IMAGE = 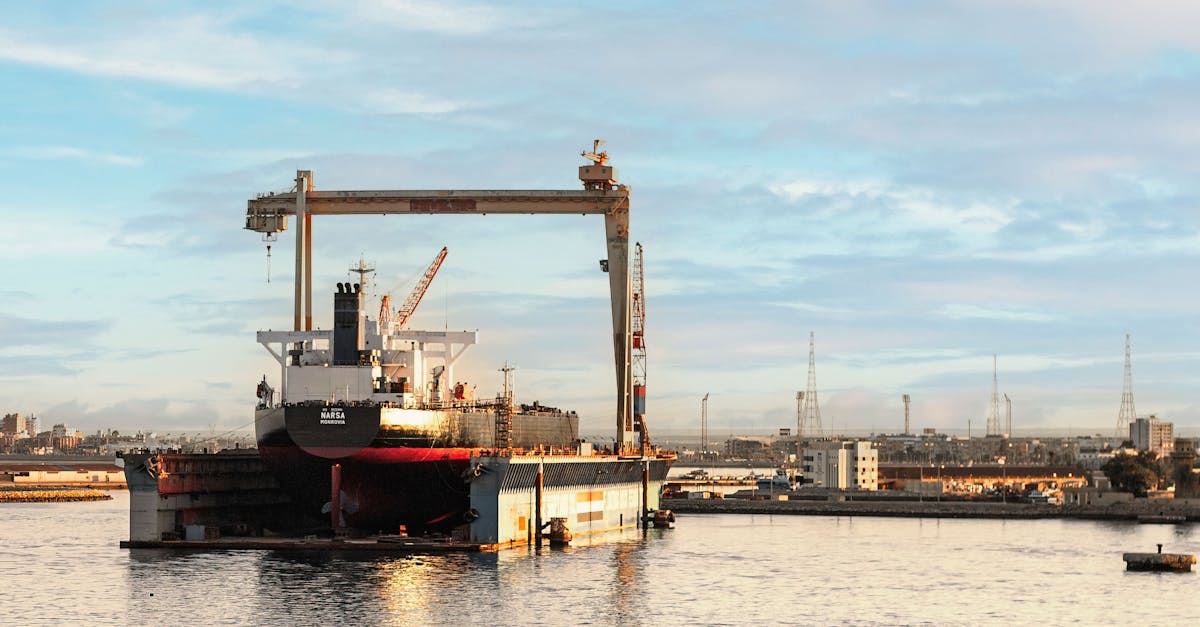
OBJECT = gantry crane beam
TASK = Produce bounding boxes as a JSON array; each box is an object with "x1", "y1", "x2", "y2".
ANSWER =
[
  {"x1": 248, "y1": 189, "x2": 629, "y2": 217},
  {"x1": 245, "y1": 166, "x2": 637, "y2": 452}
]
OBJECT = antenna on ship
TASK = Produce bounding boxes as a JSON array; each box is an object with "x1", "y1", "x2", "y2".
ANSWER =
[
  {"x1": 495, "y1": 362, "x2": 518, "y2": 450},
  {"x1": 349, "y1": 256, "x2": 376, "y2": 293},
  {"x1": 499, "y1": 362, "x2": 517, "y2": 405}
]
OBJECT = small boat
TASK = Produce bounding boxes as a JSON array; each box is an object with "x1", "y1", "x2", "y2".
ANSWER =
[
  {"x1": 755, "y1": 468, "x2": 794, "y2": 492},
  {"x1": 548, "y1": 517, "x2": 573, "y2": 546},
  {"x1": 651, "y1": 509, "x2": 676, "y2": 529}
]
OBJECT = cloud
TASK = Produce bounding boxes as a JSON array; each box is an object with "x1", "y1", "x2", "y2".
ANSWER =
[
  {"x1": 933, "y1": 304, "x2": 1059, "y2": 323},
  {"x1": 359, "y1": 88, "x2": 467, "y2": 115},
  {"x1": 7, "y1": 146, "x2": 143, "y2": 166},
  {"x1": 352, "y1": 0, "x2": 521, "y2": 35},
  {"x1": 38, "y1": 397, "x2": 224, "y2": 431},
  {"x1": 0, "y1": 313, "x2": 111, "y2": 350},
  {"x1": 0, "y1": 354, "x2": 81, "y2": 377},
  {"x1": 0, "y1": 12, "x2": 330, "y2": 90}
]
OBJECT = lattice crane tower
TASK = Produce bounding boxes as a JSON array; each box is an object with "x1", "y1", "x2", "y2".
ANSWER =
[
  {"x1": 1116, "y1": 334, "x2": 1137, "y2": 437},
  {"x1": 986, "y1": 355, "x2": 1002, "y2": 437},
  {"x1": 800, "y1": 332, "x2": 823, "y2": 438},
  {"x1": 631, "y1": 242, "x2": 648, "y2": 451}
]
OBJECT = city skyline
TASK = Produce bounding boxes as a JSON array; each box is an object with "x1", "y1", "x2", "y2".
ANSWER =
[{"x1": 2, "y1": 2, "x2": 1200, "y2": 437}]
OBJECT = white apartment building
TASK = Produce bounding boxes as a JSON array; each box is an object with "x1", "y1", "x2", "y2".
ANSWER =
[
  {"x1": 1130, "y1": 415, "x2": 1174, "y2": 459},
  {"x1": 802, "y1": 440, "x2": 878, "y2": 491}
]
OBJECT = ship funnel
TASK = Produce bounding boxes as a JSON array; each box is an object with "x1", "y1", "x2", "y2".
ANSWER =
[{"x1": 333, "y1": 282, "x2": 365, "y2": 365}]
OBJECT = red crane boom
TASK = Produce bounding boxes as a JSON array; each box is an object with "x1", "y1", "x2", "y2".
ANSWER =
[{"x1": 384, "y1": 247, "x2": 448, "y2": 330}]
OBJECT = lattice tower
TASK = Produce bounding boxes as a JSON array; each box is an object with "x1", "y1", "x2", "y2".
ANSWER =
[
  {"x1": 800, "y1": 332, "x2": 823, "y2": 438},
  {"x1": 986, "y1": 355, "x2": 1002, "y2": 437},
  {"x1": 700, "y1": 393, "x2": 710, "y2": 455},
  {"x1": 1116, "y1": 334, "x2": 1137, "y2": 437}
]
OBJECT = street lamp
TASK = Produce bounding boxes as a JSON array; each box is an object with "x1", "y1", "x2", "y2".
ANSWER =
[{"x1": 1000, "y1": 458, "x2": 1007, "y2": 504}]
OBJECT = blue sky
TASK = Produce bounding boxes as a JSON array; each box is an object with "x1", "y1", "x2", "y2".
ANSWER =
[{"x1": 2, "y1": 1, "x2": 1199, "y2": 439}]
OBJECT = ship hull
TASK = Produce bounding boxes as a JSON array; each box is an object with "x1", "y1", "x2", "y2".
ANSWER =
[{"x1": 255, "y1": 405, "x2": 580, "y2": 533}]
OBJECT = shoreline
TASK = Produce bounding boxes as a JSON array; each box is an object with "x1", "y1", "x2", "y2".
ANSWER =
[
  {"x1": 0, "y1": 487, "x2": 115, "y2": 503},
  {"x1": 662, "y1": 497, "x2": 1200, "y2": 521}
]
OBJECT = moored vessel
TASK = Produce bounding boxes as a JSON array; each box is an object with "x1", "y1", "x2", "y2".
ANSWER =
[{"x1": 254, "y1": 269, "x2": 586, "y2": 533}]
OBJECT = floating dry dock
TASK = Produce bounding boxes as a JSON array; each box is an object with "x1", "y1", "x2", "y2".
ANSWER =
[
  {"x1": 121, "y1": 535, "x2": 494, "y2": 553},
  {"x1": 121, "y1": 448, "x2": 672, "y2": 552},
  {"x1": 1122, "y1": 545, "x2": 1197, "y2": 572}
]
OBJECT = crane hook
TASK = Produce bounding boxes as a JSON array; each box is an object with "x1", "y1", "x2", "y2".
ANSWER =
[{"x1": 262, "y1": 232, "x2": 277, "y2": 284}]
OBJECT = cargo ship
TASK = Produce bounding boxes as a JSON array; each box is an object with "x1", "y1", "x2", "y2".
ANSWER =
[{"x1": 253, "y1": 266, "x2": 609, "y2": 533}]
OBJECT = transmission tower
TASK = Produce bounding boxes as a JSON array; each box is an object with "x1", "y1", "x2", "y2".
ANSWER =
[
  {"x1": 986, "y1": 355, "x2": 1001, "y2": 437},
  {"x1": 1116, "y1": 334, "x2": 1136, "y2": 438},
  {"x1": 799, "y1": 332, "x2": 823, "y2": 438}
]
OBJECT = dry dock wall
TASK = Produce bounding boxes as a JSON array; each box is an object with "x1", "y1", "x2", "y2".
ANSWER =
[
  {"x1": 468, "y1": 455, "x2": 670, "y2": 547},
  {"x1": 124, "y1": 451, "x2": 295, "y2": 542}
]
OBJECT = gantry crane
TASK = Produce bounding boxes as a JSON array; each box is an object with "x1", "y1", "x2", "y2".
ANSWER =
[{"x1": 244, "y1": 144, "x2": 640, "y2": 453}]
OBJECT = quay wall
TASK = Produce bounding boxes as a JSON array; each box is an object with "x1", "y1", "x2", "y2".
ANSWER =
[{"x1": 663, "y1": 497, "x2": 1200, "y2": 521}]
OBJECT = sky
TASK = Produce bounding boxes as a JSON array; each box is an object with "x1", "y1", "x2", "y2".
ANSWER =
[{"x1": 2, "y1": 1, "x2": 1200, "y2": 440}]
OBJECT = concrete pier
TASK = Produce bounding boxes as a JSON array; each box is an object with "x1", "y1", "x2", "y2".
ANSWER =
[{"x1": 1123, "y1": 545, "x2": 1197, "y2": 572}]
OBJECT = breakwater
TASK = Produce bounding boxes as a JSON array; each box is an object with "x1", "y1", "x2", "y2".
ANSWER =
[
  {"x1": 663, "y1": 497, "x2": 1200, "y2": 521},
  {"x1": 0, "y1": 487, "x2": 113, "y2": 503}
]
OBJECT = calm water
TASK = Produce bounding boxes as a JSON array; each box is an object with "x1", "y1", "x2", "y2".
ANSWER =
[{"x1": 3, "y1": 492, "x2": 1197, "y2": 625}]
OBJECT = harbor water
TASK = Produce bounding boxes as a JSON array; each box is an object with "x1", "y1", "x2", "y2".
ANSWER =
[{"x1": 3, "y1": 491, "x2": 1197, "y2": 625}]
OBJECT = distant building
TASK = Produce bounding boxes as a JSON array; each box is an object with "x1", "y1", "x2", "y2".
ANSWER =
[
  {"x1": 803, "y1": 441, "x2": 878, "y2": 491},
  {"x1": 1171, "y1": 438, "x2": 1199, "y2": 500},
  {"x1": 2, "y1": 413, "x2": 31, "y2": 438},
  {"x1": 724, "y1": 437, "x2": 772, "y2": 460},
  {"x1": 1061, "y1": 487, "x2": 1134, "y2": 507},
  {"x1": 1130, "y1": 415, "x2": 1174, "y2": 459}
]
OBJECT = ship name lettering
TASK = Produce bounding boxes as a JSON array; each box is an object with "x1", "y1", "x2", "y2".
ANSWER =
[{"x1": 319, "y1": 407, "x2": 347, "y2": 425}]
